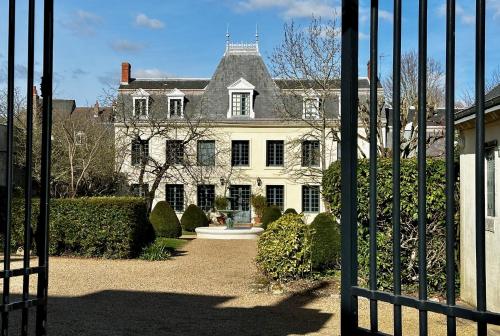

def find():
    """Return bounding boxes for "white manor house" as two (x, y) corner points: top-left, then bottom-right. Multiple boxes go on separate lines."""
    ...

(115, 39), (375, 223)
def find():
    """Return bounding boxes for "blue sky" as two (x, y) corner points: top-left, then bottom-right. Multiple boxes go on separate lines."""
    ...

(0, 0), (499, 106)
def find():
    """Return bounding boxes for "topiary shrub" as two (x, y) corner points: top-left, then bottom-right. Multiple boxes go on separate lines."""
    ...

(284, 208), (298, 215)
(322, 158), (459, 294)
(149, 201), (182, 238)
(261, 206), (282, 229)
(256, 214), (311, 281)
(215, 196), (228, 210)
(181, 204), (209, 232)
(250, 194), (267, 218)
(310, 212), (340, 270)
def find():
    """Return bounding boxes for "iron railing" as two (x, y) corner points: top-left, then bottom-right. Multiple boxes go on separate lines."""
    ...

(1, 0), (53, 335)
(340, 0), (500, 335)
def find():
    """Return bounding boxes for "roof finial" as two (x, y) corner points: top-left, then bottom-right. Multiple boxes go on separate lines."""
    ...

(255, 24), (259, 44)
(226, 24), (230, 45)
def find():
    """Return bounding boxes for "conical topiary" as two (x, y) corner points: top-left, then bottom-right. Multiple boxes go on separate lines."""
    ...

(284, 208), (298, 215)
(149, 201), (182, 238)
(181, 204), (209, 232)
(261, 206), (282, 230)
(310, 212), (340, 270)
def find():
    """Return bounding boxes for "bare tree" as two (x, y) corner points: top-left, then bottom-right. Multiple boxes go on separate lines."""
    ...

(461, 66), (500, 107)
(270, 16), (341, 185)
(380, 50), (446, 158)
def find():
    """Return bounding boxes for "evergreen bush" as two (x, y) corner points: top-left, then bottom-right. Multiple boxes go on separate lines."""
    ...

(310, 212), (340, 270)
(181, 204), (209, 232)
(261, 206), (282, 229)
(149, 201), (182, 238)
(284, 208), (298, 215)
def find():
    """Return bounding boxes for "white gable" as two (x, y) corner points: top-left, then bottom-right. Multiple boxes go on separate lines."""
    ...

(131, 88), (150, 97)
(227, 77), (255, 90)
(167, 88), (185, 97)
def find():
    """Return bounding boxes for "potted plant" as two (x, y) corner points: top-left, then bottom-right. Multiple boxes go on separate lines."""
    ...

(251, 194), (267, 225)
(214, 196), (229, 225)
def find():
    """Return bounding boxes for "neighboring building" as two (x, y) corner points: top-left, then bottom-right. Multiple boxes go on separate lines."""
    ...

(455, 84), (500, 312)
(115, 39), (378, 223)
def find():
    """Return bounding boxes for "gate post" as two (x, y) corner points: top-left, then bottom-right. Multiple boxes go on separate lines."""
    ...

(340, 0), (359, 334)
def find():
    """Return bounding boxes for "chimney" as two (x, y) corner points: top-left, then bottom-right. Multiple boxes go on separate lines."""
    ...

(121, 62), (131, 84)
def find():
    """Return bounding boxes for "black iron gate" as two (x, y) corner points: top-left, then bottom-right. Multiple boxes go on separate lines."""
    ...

(1, 0), (53, 335)
(340, 1), (500, 335)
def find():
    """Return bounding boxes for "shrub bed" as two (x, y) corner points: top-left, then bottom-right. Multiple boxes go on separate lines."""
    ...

(181, 204), (209, 232)
(7, 197), (154, 258)
(310, 212), (340, 270)
(149, 201), (182, 238)
(322, 158), (459, 294)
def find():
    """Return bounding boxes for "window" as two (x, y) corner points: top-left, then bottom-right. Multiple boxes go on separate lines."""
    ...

(169, 98), (183, 117)
(232, 93), (250, 116)
(336, 141), (341, 160)
(131, 184), (149, 197)
(197, 185), (215, 212)
(131, 139), (149, 166)
(266, 185), (284, 210)
(302, 140), (320, 167)
(487, 149), (496, 217)
(197, 140), (215, 166)
(303, 98), (320, 119)
(302, 185), (320, 213)
(134, 98), (148, 117)
(75, 131), (86, 146)
(266, 141), (284, 167)
(232, 140), (249, 166)
(166, 184), (184, 212)
(166, 140), (184, 165)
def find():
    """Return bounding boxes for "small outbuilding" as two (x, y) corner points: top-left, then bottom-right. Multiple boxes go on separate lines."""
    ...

(455, 84), (500, 312)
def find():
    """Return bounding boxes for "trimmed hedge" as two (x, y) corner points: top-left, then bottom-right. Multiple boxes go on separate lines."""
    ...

(284, 208), (298, 215)
(323, 158), (459, 293)
(257, 214), (312, 280)
(310, 212), (340, 270)
(149, 201), (182, 238)
(5, 197), (154, 258)
(261, 206), (282, 229)
(181, 204), (209, 232)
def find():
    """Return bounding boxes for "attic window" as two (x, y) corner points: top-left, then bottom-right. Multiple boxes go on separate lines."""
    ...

(227, 78), (255, 118)
(167, 88), (185, 118)
(302, 89), (321, 119)
(132, 88), (150, 118)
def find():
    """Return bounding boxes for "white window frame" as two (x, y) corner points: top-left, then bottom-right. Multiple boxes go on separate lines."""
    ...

(167, 88), (185, 118)
(302, 88), (321, 119)
(132, 88), (150, 118)
(227, 77), (255, 118)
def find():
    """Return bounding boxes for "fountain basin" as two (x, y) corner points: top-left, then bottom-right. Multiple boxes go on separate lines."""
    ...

(195, 226), (264, 240)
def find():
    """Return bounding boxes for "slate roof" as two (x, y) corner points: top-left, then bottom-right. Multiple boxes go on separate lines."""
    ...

(386, 107), (447, 126)
(120, 79), (209, 90)
(275, 78), (377, 90)
(52, 99), (76, 115)
(455, 84), (500, 121)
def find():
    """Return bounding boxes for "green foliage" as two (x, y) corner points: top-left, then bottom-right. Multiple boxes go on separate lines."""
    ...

(322, 158), (459, 294)
(181, 204), (209, 232)
(139, 238), (187, 261)
(6, 197), (154, 258)
(256, 214), (312, 281)
(284, 208), (298, 215)
(250, 194), (267, 218)
(310, 213), (341, 270)
(214, 196), (228, 210)
(261, 206), (282, 229)
(149, 201), (182, 238)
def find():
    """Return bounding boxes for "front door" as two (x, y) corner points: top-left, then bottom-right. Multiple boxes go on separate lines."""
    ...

(229, 185), (251, 224)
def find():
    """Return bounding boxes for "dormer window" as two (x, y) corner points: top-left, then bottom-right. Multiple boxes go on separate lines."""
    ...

(227, 78), (255, 118)
(302, 89), (321, 119)
(132, 88), (150, 118)
(167, 88), (185, 118)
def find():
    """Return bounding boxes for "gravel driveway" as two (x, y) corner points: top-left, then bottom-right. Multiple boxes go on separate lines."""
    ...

(5, 239), (488, 335)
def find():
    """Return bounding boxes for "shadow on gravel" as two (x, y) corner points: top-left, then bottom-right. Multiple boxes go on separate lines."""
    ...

(9, 283), (332, 335)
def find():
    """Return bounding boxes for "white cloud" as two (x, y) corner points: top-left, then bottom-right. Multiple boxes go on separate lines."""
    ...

(61, 10), (102, 36)
(490, 0), (500, 18)
(135, 13), (165, 29)
(359, 7), (393, 23)
(436, 3), (474, 25)
(134, 69), (171, 78)
(110, 40), (145, 53)
(236, 0), (340, 19)
(378, 9), (393, 22)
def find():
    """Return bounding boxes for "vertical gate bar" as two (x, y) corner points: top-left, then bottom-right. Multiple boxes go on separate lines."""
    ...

(2, 1), (16, 334)
(392, 0), (403, 334)
(474, 0), (486, 335)
(418, 0), (429, 335)
(36, 0), (54, 334)
(445, 0), (457, 335)
(22, 0), (36, 335)
(369, 0), (379, 333)
(340, 0), (359, 334)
